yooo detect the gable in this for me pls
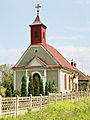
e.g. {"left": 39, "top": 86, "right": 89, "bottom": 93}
{"left": 14, "top": 44, "right": 59, "bottom": 67}
{"left": 28, "top": 57, "right": 47, "bottom": 67}
{"left": 30, "top": 60, "right": 42, "bottom": 66}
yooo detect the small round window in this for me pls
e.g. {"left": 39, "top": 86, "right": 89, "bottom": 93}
{"left": 34, "top": 49, "right": 38, "bottom": 53}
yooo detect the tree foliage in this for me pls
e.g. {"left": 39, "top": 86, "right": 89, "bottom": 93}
{"left": 45, "top": 81, "right": 48, "bottom": 95}
{"left": 5, "top": 83, "right": 12, "bottom": 97}
{"left": 13, "top": 89, "right": 20, "bottom": 97}
{"left": 51, "top": 80, "right": 58, "bottom": 93}
{"left": 21, "top": 74, "right": 27, "bottom": 96}
{"left": 78, "top": 81, "right": 87, "bottom": 91}
{"left": 28, "top": 73, "right": 34, "bottom": 96}
{"left": 52, "top": 84, "right": 58, "bottom": 93}
{"left": 40, "top": 79, "right": 44, "bottom": 96}
{"left": 34, "top": 76, "right": 39, "bottom": 96}
{"left": 52, "top": 80, "right": 55, "bottom": 86}
{"left": 2, "top": 72, "right": 14, "bottom": 93}
{"left": 48, "top": 81, "right": 52, "bottom": 93}
{"left": 0, "top": 89, "right": 4, "bottom": 97}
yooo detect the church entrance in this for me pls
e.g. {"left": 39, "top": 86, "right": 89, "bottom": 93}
{"left": 33, "top": 73, "right": 40, "bottom": 89}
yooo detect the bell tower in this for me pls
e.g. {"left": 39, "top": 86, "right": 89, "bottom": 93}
{"left": 30, "top": 4, "right": 47, "bottom": 45}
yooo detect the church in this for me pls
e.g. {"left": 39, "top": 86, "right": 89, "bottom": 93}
{"left": 12, "top": 4, "right": 79, "bottom": 93}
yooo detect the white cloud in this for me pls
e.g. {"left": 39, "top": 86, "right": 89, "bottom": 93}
{"left": 65, "top": 26, "right": 90, "bottom": 32}
{"left": 88, "top": 21, "right": 90, "bottom": 24}
{"left": 47, "top": 36, "right": 55, "bottom": 40}
{"left": 0, "top": 48, "right": 25, "bottom": 65}
{"left": 74, "top": 0, "right": 90, "bottom": 4}
{"left": 56, "top": 46, "right": 90, "bottom": 75}
{"left": 47, "top": 35, "right": 81, "bottom": 41}
{"left": 86, "top": 0, "right": 90, "bottom": 4}
{"left": 79, "top": 0, "right": 83, "bottom": 4}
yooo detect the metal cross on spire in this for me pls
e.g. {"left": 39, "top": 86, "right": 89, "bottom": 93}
{"left": 35, "top": 4, "right": 41, "bottom": 16}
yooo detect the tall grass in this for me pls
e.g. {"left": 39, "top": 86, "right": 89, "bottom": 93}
{"left": 0, "top": 98, "right": 90, "bottom": 120}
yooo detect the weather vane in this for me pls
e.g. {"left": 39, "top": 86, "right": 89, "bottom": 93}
{"left": 35, "top": 4, "right": 41, "bottom": 16}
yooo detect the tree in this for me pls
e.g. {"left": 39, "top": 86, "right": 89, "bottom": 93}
{"left": 48, "top": 81, "right": 52, "bottom": 93}
{"left": 52, "top": 80, "right": 55, "bottom": 86}
{"left": 0, "top": 89, "right": 4, "bottom": 97}
{"left": 28, "top": 73, "right": 34, "bottom": 96}
{"left": 78, "top": 81, "right": 87, "bottom": 91}
{"left": 40, "top": 79, "right": 44, "bottom": 96}
{"left": 52, "top": 84, "right": 58, "bottom": 93}
{"left": 5, "top": 83, "right": 12, "bottom": 97}
{"left": 13, "top": 90, "right": 20, "bottom": 97}
{"left": 51, "top": 80, "right": 58, "bottom": 93}
{"left": 2, "top": 72, "right": 14, "bottom": 93}
{"left": 34, "top": 76, "right": 39, "bottom": 96}
{"left": 21, "top": 74, "right": 27, "bottom": 96}
{"left": 45, "top": 81, "right": 48, "bottom": 95}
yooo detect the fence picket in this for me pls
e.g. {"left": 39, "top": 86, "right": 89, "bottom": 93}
{"left": 16, "top": 95, "right": 19, "bottom": 117}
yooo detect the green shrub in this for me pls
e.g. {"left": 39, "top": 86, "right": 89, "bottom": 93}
{"left": 52, "top": 80, "right": 55, "bottom": 86}
{"left": 48, "top": 81, "right": 52, "bottom": 93}
{"left": 34, "top": 76, "right": 39, "bottom": 96}
{"left": 28, "top": 73, "right": 34, "bottom": 96}
{"left": 40, "top": 79, "right": 44, "bottom": 96}
{"left": 45, "top": 81, "right": 48, "bottom": 95}
{"left": 13, "top": 90, "right": 20, "bottom": 97}
{"left": 52, "top": 84, "right": 58, "bottom": 93}
{"left": 0, "top": 89, "right": 4, "bottom": 97}
{"left": 21, "top": 74, "right": 27, "bottom": 96}
{"left": 5, "top": 83, "right": 12, "bottom": 97}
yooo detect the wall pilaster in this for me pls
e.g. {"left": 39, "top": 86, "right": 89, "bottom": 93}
{"left": 14, "top": 70, "right": 16, "bottom": 91}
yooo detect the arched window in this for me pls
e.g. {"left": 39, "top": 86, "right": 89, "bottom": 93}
{"left": 75, "top": 84, "right": 77, "bottom": 90}
{"left": 64, "top": 74, "right": 66, "bottom": 90}
{"left": 69, "top": 76, "right": 71, "bottom": 90}
{"left": 33, "top": 73, "right": 40, "bottom": 88}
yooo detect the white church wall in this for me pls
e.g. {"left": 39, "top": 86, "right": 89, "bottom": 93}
{"left": 61, "top": 69, "right": 78, "bottom": 93}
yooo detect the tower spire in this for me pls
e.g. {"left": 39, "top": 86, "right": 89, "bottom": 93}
{"left": 35, "top": 4, "right": 41, "bottom": 16}
{"left": 30, "top": 4, "right": 47, "bottom": 45}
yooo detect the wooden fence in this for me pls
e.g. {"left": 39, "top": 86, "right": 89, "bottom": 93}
{"left": 0, "top": 90, "right": 90, "bottom": 117}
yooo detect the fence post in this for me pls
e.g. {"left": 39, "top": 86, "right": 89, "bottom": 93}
{"left": 78, "top": 91, "right": 80, "bottom": 99}
{"left": 79, "top": 91, "right": 81, "bottom": 99}
{"left": 88, "top": 90, "right": 90, "bottom": 97}
{"left": 40, "top": 94, "right": 42, "bottom": 111}
{"left": 0, "top": 95, "right": 2, "bottom": 116}
{"left": 74, "top": 92, "right": 76, "bottom": 100}
{"left": 66, "top": 92, "right": 68, "bottom": 100}
{"left": 77, "top": 91, "right": 79, "bottom": 101}
{"left": 30, "top": 94, "right": 32, "bottom": 109}
{"left": 70, "top": 92, "right": 72, "bottom": 102}
{"left": 48, "top": 92, "right": 50, "bottom": 105}
{"left": 83, "top": 91, "right": 84, "bottom": 97}
{"left": 55, "top": 93, "right": 57, "bottom": 104}
{"left": 81, "top": 91, "right": 82, "bottom": 98}
{"left": 86, "top": 90, "right": 88, "bottom": 97}
{"left": 16, "top": 95, "right": 19, "bottom": 117}
{"left": 61, "top": 92, "right": 63, "bottom": 102}
{"left": 84, "top": 91, "right": 86, "bottom": 97}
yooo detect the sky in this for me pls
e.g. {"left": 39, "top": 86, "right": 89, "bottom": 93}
{"left": 0, "top": 0, "right": 90, "bottom": 75}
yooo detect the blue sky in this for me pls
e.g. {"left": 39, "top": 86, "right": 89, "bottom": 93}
{"left": 0, "top": 0, "right": 90, "bottom": 75}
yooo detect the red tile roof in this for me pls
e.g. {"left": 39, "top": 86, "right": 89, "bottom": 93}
{"left": 43, "top": 44, "right": 78, "bottom": 72}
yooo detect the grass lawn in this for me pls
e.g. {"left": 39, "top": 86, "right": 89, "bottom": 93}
{"left": 0, "top": 98, "right": 90, "bottom": 120}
